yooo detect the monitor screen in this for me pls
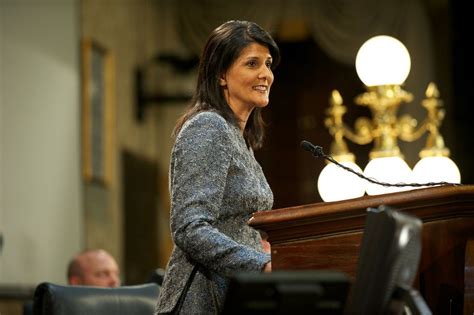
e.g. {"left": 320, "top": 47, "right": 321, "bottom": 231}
{"left": 344, "top": 205, "right": 425, "bottom": 314}
{"left": 222, "top": 270, "right": 350, "bottom": 315}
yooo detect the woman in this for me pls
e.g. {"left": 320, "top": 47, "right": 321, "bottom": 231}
{"left": 155, "top": 20, "right": 280, "bottom": 314}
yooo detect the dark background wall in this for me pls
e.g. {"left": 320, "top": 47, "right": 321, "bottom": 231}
{"left": 257, "top": 1, "right": 473, "bottom": 209}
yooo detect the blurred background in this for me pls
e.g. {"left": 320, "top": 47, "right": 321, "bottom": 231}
{"left": 0, "top": 0, "right": 472, "bottom": 293}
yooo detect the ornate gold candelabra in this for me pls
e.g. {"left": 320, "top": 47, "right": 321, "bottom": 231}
{"left": 325, "top": 83, "right": 448, "bottom": 162}
{"left": 317, "top": 35, "right": 460, "bottom": 202}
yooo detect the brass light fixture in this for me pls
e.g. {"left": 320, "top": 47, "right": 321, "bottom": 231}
{"left": 317, "top": 35, "right": 461, "bottom": 202}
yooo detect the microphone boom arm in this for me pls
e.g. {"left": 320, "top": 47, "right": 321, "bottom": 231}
{"left": 300, "top": 140, "right": 460, "bottom": 189}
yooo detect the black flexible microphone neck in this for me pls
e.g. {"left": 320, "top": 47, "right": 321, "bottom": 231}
{"left": 300, "top": 140, "right": 461, "bottom": 188}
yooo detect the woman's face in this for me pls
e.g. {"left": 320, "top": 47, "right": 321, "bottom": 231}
{"left": 220, "top": 43, "right": 274, "bottom": 118}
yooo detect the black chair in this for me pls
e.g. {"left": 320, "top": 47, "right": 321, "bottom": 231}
{"left": 148, "top": 268, "right": 165, "bottom": 286}
{"left": 33, "top": 282, "right": 160, "bottom": 315}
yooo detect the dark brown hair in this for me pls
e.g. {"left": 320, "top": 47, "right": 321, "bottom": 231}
{"left": 173, "top": 20, "right": 280, "bottom": 149}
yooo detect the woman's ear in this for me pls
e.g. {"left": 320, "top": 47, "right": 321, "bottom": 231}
{"left": 219, "top": 74, "right": 227, "bottom": 87}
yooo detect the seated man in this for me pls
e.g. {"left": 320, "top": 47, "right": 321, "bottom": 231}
{"left": 67, "top": 248, "right": 120, "bottom": 288}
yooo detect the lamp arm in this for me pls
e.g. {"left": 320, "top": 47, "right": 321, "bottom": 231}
{"left": 398, "top": 82, "right": 446, "bottom": 143}
{"left": 398, "top": 115, "right": 429, "bottom": 142}
{"left": 325, "top": 89, "right": 374, "bottom": 148}
{"left": 342, "top": 117, "right": 375, "bottom": 145}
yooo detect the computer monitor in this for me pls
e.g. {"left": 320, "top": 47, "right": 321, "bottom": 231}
{"left": 344, "top": 205, "right": 431, "bottom": 314}
{"left": 222, "top": 270, "right": 350, "bottom": 315}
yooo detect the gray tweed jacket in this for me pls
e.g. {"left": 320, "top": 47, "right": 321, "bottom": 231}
{"left": 155, "top": 111, "right": 273, "bottom": 314}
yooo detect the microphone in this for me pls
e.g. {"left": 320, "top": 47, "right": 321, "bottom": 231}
{"left": 300, "top": 140, "right": 460, "bottom": 188}
{"left": 301, "top": 140, "right": 324, "bottom": 158}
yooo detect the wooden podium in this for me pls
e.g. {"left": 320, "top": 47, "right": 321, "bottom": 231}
{"left": 249, "top": 185, "right": 474, "bottom": 315}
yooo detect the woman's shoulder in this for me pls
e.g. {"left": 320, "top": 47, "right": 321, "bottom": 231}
{"left": 174, "top": 111, "right": 234, "bottom": 156}
{"left": 181, "top": 111, "right": 230, "bottom": 134}
{"left": 190, "top": 111, "right": 227, "bottom": 125}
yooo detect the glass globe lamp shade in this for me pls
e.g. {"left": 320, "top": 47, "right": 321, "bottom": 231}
{"left": 355, "top": 35, "right": 411, "bottom": 87}
{"left": 364, "top": 157, "right": 413, "bottom": 195}
{"left": 317, "top": 162, "right": 366, "bottom": 202}
{"left": 412, "top": 156, "right": 461, "bottom": 185}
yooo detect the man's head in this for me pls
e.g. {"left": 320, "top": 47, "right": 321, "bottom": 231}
{"left": 67, "top": 249, "right": 121, "bottom": 287}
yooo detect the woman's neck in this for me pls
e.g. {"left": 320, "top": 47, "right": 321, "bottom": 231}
{"left": 229, "top": 105, "right": 252, "bottom": 134}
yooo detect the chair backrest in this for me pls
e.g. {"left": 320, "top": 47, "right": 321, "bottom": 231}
{"left": 148, "top": 268, "right": 165, "bottom": 286}
{"left": 33, "top": 282, "right": 159, "bottom": 315}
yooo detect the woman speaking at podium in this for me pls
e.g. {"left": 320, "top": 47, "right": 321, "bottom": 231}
{"left": 155, "top": 20, "right": 280, "bottom": 314}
